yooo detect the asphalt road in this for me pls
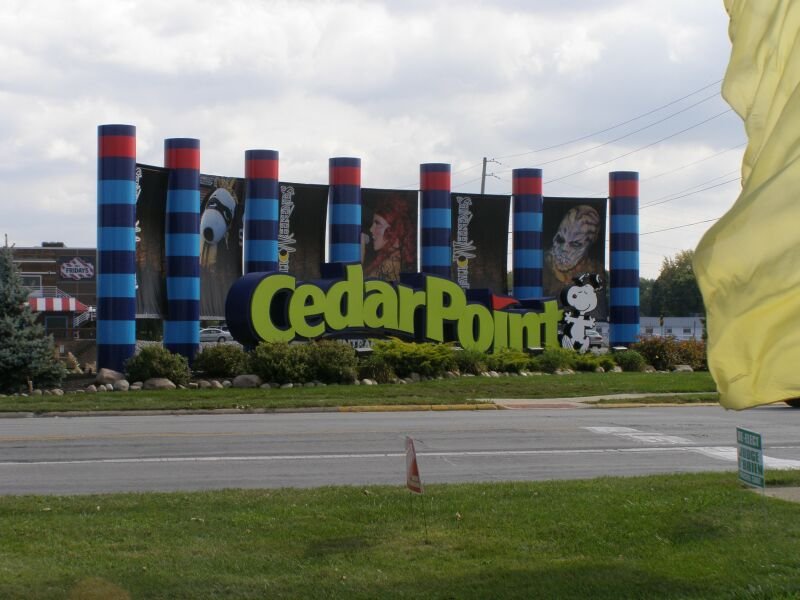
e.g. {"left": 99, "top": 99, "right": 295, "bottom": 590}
{"left": 1, "top": 404, "right": 799, "bottom": 495}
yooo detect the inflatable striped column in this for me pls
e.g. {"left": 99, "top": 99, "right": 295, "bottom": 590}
{"left": 609, "top": 171, "right": 640, "bottom": 347}
{"left": 244, "top": 149, "right": 279, "bottom": 273}
{"left": 512, "top": 168, "right": 543, "bottom": 299}
{"left": 328, "top": 157, "right": 361, "bottom": 263}
{"left": 163, "top": 138, "right": 201, "bottom": 362}
{"left": 420, "top": 163, "right": 452, "bottom": 278}
{"left": 97, "top": 124, "right": 137, "bottom": 372}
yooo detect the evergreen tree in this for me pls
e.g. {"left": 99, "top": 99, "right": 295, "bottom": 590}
{"left": 0, "top": 245, "right": 66, "bottom": 392}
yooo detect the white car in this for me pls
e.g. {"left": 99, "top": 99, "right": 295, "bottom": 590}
{"left": 199, "top": 327, "right": 234, "bottom": 343}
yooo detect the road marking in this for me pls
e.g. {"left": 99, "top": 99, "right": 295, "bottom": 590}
{"left": 585, "top": 427, "right": 800, "bottom": 469}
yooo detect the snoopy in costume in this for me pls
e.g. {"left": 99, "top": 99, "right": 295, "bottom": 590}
{"left": 560, "top": 273, "right": 603, "bottom": 353}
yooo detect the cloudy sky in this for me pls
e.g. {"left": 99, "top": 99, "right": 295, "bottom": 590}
{"left": 0, "top": 0, "right": 744, "bottom": 278}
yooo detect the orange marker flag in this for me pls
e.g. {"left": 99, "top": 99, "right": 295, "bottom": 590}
{"left": 405, "top": 436, "right": 424, "bottom": 494}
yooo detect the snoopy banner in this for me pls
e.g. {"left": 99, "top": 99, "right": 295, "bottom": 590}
{"left": 135, "top": 165, "right": 168, "bottom": 318}
{"left": 542, "top": 197, "right": 607, "bottom": 320}
{"left": 199, "top": 174, "right": 245, "bottom": 319}
{"left": 450, "top": 193, "right": 510, "bottom": 294}
{"left": 278, "top": 182, "right": 328, "bottom": 281}
{"left": 361, "top": 188, "right": 418, "bottom": 282}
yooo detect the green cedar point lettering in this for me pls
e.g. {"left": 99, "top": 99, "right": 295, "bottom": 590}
{"left": 245, "top": 264, "right": 564, "bottom": 351}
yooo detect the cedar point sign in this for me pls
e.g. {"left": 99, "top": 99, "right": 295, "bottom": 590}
{"left": 225, "top": 263, "right": 563, "bottom": 353}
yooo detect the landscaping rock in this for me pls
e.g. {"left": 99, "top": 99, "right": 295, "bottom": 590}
{"left": 610, "top": 366, "right": 623, "bottom": 373}
{"left": 280, "top": 383, "right": 293, "bottom": 389}
{"left": 86, "top": 385, "right": 97, "bottom": 393}
{"left": 260, "top": 383, "right": 272, "bottom": 389}
{"left": 304, "top": 382, "right": 316, "bottom": 388}
{"left": 188, "top": 382, "right": 198, "bottom": 390}
{"left": 233, "top": 374, "right": 263, "bottom": 388}
{"left": 96, "top": 368, "right": 125, "bottom": 385}
{"left": 361, "top": 379, "right": 374, "bottom": 386}
{"left": 32, "top": 389, "right": 43, "bottom": 396}
{"left": 143, "top": 378, "right": 176, "bottom": 390}
{"left": 643, "top": 365, "right": 657, "bottom": 373}
{"left": 129, "top": 384, "right": 142, "bottom": 391}
{"left": 594, "top": 366, "right": 605, "bottom": 373}
{"left": 554, "top": 369, "right": 575, "bottom": 375}
{"left": 197, "top": 380, "right": 212, "bottom": 389}
{"left": 51, "top": 389, "right": 64, "bottom": 396}
{"left": 409, "top": 372, "right": 421, "bottom": 382}
{"left": 673, "top": 364, "right": 694, "bottom": 373}
{"left": 222, "top": 380, "right": 232, "bottom": 388}
{"left": 210, "top": 380, "right": 224, "bottom": 389}
{"left": 113, "top": 380, "right": 130, "bottom": 392}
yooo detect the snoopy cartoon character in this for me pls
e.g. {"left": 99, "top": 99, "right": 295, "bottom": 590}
{"left": 560, "top": 273, "right": 603, "bottom": 353}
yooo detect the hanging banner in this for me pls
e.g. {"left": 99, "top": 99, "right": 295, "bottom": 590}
{"left": 278, "top": 183, "right": 328, "bottom": 281}
{"left": 542, "top": 197, "right": 607, "bottom": 319}
{"left": 361, "top": 188, "right": 418, "bottom": 281}
{"left": 405, "top": 436, "right": 424, "bottom": 494}
{"left": 135, "top": 164, "right": 168, "bottom": 318}
{"left": 451, "top": 193, "right": 510, "bottom": 294}
{"left": 199, "top": 174, "right": 245, "bottom": 319}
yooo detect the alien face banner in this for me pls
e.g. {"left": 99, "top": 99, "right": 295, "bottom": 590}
{"left": 451, "top": 193, "right": 510, "bottom": 294}
{"left": 542, "top": 197, "right": 607, "bottom": 319}
{"left": 135, "top": 165, "right": 168, "bottom": 318}
{"left": 361, "top": 188, "right": 418, "bottom": 282}
{"left": 277, "top": 183, "right": 328, "bottom": 281}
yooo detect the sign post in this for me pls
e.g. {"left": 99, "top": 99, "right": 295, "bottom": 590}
{"left": 736, "top": 427, "right": 764, "bottom": 489}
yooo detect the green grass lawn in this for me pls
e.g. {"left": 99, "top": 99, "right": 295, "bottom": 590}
{"left": 0, "top": 372, "right": 717, "bottom": 414}
{"left": 2, "top": 471, "right": 799, "bottom": 599}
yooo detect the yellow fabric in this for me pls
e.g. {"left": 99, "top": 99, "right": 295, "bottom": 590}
{"left": 694, "top": 0, "right": 800, "bottom": 409}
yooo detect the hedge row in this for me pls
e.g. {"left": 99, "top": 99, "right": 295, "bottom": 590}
{"left": 123, "top": 337, "right": 707, "bottom": 386}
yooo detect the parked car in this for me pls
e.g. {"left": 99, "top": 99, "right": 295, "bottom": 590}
{"left": 585, "top": 328, "right": 604, "bottom": 348}
{"left": 199, "top": 327, "right": 234, "bottom": 343}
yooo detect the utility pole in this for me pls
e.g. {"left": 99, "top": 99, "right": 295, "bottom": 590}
{"left": 480, "top": 157, "right": 487, "bottom": 195}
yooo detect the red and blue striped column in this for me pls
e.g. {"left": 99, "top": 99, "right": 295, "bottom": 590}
{"left": 163, "top": 138, "right": 200, "bottom": 362}
{"left": 328, "top": 157, "right": 362, "bottom": 263}
{"left": 97, "top": 124, "right": 137, "bottom": 372}
{"left": 244, "top": 149, "right": 279, "bottom": 273}
{"left": 420, "top": 163, "right": 451, "bottom": 278}
{"left": 609, "top": 171, "right": 640, "bottom": 346}
{"left": 512, "top": 168, "right": 543, "bottom": 299}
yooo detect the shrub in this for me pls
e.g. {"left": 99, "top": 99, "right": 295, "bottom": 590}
{"left": 533, "top": 347, "right": 577, "bottom": 373}
{"left": 304, "top": 341, "right": 358, "bottom": 384}
{"left": 630, "top": 336, "right": 681, "bottom": 371}
{"left": 372, "top": 339, "right": 456, "bottom": 378}
{"left": 613, "top": 349, "right": 646, "bottom": 372}
{"left": 125, "top": 346, "right": 191, "bottom": 385}
{"left": 573, "top": 353, "right": 602, "bottom": 372}
{"left": 676, "top": 339, "right": 707, "bottom": 371}
{"left": 247, "top": 342, "right": 310, "bottom": 384}
{"left": 486, "top": 348, "right": 532, "bottom": 373}
{"left": 193, "top": 344, "right": 249, "bottom": 378}
{"left": 597, "top": 355, "right": 617, "bottom": 372}
{"left": 358, "top": 353, "right": 396, "bottom": 383}
{"left": 451, "top": 347, "right": 488, "bottom": 375}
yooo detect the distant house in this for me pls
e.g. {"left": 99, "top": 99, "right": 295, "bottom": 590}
{"left": 639, "top": 316, "right": 704, "bottom": 341}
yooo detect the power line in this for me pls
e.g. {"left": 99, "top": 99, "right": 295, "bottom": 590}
{"left": 640, "top": 173, "right": 739, "bottom": 210}
{"left": 544, "top": 109, "right": 733, "bottom": 185}
{"left": 640, "top": 217, "right": 720, "bottom": 236}
{"left": 497, "top": 92, "right": 722, "bottom": 174}
{"left": 495, "top": 79, "right": 723, "bottom": 161}
{"left": 644, "top": 142, "right": 745, "bottom": 181}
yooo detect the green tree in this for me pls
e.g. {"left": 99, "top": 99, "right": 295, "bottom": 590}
{"left": 639, "top": 277, "right": 655, "bottom": 316}
{"left": 650, "top": 250, "right": 704, "bottom": 317}
{"left": 0, "top": 245, "right": 66, "bottom": 392}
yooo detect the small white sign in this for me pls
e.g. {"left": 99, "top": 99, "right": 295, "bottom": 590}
{"left": 736, "top": 427, "right": 764, "bottom": 489}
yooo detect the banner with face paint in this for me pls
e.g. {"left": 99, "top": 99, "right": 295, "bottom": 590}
{"left": 361, "top": 188, "right": 418, "bottom": 282}
{"left": 542, "top": 197, "right": 607, "bottom": 320}
{"left": 450, "top": 193, "right": 510, "bottom": 294}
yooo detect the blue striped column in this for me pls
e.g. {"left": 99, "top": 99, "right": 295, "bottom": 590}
{"left": 328, "top": 157, "right": 361, "bottom": 263}
{"left": 244, "top": 149, "right": 279, "bottom": 273}
{"left": 97, "top": 124, "right": 137, "bottom": 372}
{"left": 609, "top": 171, "right": 640, "bottom": 346}
{"left": 420, "top": 163, "right": 451, "bottom": 278}
{"left": 512, "top": 168, "right": 543, "bottom": 300}
{"left": 163, "top": 138, "right": 200, "bottom": 362}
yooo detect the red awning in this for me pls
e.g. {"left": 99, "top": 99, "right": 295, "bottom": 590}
{"left": 29, "top": 297, "right": 88, "bottom": 313}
